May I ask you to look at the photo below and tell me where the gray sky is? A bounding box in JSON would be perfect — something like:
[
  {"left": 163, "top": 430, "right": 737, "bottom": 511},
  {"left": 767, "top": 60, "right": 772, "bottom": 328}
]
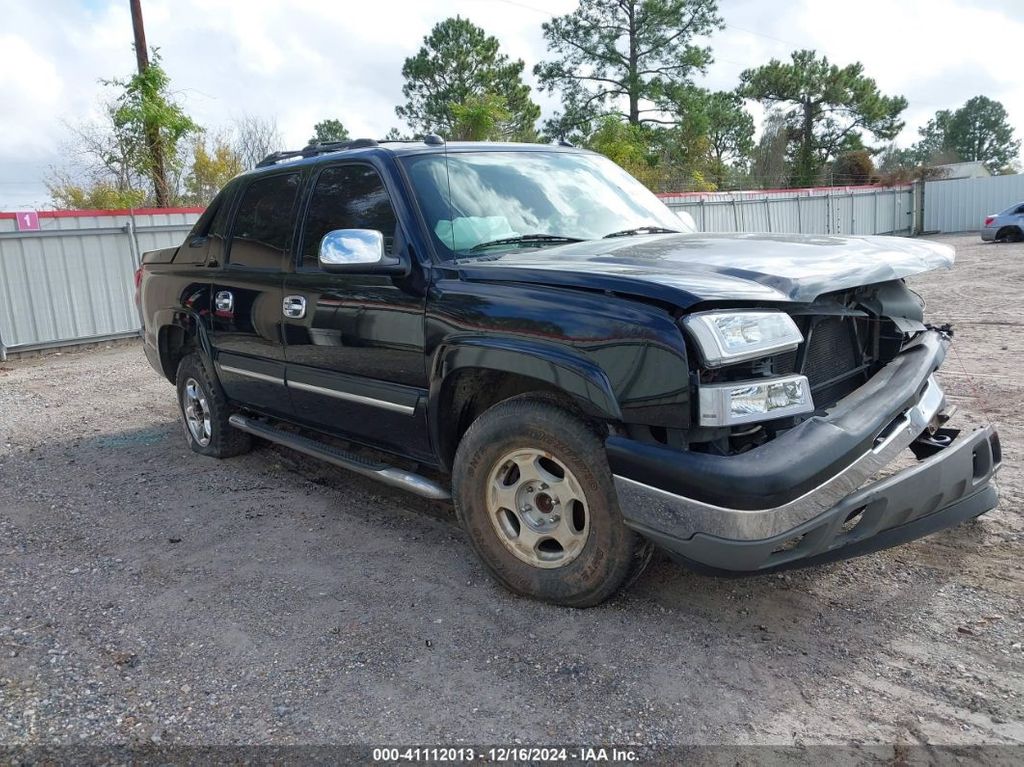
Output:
[{"left": 0, "top": 0, "right": 1021, "bottom": 209}]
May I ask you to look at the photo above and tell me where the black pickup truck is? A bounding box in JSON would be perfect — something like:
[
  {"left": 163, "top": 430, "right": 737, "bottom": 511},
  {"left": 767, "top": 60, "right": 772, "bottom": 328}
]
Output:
[{"left": 137, "top": 138, "right": 1000, "bottom": 606}]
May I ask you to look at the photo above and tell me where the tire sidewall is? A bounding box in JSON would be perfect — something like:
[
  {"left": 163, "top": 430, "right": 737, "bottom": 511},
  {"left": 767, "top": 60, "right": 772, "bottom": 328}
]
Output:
[
  {"left": 175, "top": 352, "right": 243, "bottom": 458},
  {"left": 453, "top": 399, "right": 636, "bottom": 606}
]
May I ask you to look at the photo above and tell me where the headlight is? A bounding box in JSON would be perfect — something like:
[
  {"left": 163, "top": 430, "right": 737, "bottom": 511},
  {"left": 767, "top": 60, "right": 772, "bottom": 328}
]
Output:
[
  {"left": 683, "top": 311, "right": 803, "bottom": 367},
  {"left": 698, "top": 375, "right": 813, "bottom": 426}
]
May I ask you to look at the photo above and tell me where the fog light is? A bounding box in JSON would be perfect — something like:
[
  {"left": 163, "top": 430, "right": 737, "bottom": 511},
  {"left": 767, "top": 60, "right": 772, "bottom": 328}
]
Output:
[{"left": 699, "top": 375, "right": 813, "bottom": 426}]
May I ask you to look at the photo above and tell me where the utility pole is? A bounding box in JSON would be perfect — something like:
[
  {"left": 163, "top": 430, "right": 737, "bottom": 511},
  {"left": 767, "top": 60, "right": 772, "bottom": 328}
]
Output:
[{"left": 129, "top": 0, "right": 169, "bottom": 207}]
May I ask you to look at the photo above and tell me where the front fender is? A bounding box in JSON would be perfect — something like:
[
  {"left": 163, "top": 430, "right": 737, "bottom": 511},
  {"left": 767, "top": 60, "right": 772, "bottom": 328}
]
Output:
[{"left": 433, "top": 336, "right": 622, "bottom": 420}]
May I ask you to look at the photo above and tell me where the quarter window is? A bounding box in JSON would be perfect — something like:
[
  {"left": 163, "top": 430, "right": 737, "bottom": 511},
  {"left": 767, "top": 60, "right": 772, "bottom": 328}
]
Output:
[
  {"left": 228, "top": 173, "right": 301, "bottom": 270},
  {"left": 300, "top": 165, "right": 398, "bottom": 270},
  {"left": 209, "top": 187, "right": 233, "bottom": 239}
]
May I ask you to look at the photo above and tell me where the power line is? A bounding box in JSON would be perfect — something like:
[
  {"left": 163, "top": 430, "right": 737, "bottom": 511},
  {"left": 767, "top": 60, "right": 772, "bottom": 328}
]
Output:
[{"left": 721, "top": 22, "right": 802, "bottom": 49}]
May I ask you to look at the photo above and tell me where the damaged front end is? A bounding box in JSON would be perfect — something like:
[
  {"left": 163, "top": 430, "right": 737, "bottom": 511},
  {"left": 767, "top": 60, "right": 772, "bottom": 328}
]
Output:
[{"left": 605, "top": 279, "right": 1001, "bottom": 573}]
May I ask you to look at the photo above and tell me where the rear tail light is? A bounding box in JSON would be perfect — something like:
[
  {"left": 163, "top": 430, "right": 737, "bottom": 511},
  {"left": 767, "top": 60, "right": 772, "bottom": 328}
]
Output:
[
  {"left": 134, "top": 266, "right": 143, "bottom": 305},
  {"left": 984, "top": 216, "right": 996, "bottom": 226}
]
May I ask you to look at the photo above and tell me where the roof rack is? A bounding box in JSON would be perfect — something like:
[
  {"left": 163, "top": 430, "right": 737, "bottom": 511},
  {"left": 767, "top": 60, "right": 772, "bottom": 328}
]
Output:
[{"left": 255, "top": 138, "right": 380, "bottom": 168}]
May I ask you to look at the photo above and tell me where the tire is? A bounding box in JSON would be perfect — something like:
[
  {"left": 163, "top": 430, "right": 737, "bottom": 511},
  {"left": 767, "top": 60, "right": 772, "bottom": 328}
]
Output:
[
  {"left": 452, "top": 395, "right": 653, "bottom": 607},
  {"left": 175, "top": 352, "right": 252, "bottom": 458}
]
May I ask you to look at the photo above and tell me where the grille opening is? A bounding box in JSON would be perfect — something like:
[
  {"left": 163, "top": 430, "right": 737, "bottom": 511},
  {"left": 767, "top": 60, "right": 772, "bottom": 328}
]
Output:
[
  {"left": 972, "top": 447, "right": 991, "bottom": 480},
  {"left": 804, "top": 318, "right": 861, "bottom": 387},
  {"left": 874, "top": 415, "right": 905, "bottom": 447},
  {"left": 707, "top": 314, "right": 880, "bottom": 410},
  {"left": 841, "top": 507, "right": 866, "bottom": 534}
]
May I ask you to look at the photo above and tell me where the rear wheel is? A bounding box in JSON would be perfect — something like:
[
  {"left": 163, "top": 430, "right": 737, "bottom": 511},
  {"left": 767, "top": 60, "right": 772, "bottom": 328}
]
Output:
[
  {"left": 452, "top": 396, "right": 652, "bottom": 607},
  {"left": 175, "top": 352, "right": 252, "bottom": 458}
]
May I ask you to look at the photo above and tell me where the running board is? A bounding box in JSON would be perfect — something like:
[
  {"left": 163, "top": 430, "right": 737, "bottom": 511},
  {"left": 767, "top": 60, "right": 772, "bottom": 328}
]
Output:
[{"left": 227, "top": 414, "right": 451, "bottom": 501}]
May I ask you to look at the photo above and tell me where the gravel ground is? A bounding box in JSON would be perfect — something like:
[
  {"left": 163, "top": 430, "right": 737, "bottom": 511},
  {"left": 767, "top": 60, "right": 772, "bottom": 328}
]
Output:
[{"left": 0, "top": 234, "right": 1021, "bottom": 747}]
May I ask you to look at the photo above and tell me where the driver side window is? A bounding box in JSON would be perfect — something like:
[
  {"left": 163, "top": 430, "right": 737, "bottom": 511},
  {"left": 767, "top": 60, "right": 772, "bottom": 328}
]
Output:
[{"left": 299, "top": 164, "right": 399, "bottom": 270}]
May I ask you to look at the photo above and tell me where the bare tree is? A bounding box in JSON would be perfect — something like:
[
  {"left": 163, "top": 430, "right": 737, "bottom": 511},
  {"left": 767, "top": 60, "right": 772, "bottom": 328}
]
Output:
[
  {"left": 46, "top": 104, "right": 152, "bottom": 208},
  {"left": 231, "top": 114, "right": 283, "bottom": 169}
]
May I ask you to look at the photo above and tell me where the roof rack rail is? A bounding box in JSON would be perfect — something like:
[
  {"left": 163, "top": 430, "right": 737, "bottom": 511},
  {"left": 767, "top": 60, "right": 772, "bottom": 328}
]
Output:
[{"left": 255, "top": 138, "right": 380, "bottom": 168}]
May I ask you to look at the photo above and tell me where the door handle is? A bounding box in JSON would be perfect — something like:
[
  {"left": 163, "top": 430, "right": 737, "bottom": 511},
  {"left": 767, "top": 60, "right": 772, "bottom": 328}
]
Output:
[
  {"left": 214, "top": 290, "right": 233, "bottom": 313},
  {"left": 283, "top": 295, "right": 307, "bottom": 319}
]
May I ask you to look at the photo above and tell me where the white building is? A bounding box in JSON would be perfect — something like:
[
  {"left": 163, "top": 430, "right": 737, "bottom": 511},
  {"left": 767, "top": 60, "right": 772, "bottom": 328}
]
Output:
[{"left": 931, "top": 161, "right": 991, "bottom": 180}]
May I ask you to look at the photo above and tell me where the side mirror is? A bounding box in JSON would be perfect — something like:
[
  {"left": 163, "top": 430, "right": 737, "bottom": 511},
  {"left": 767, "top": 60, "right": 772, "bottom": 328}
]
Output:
[{"left": 318, "top": 229, "right": 407, "bottom": 275}]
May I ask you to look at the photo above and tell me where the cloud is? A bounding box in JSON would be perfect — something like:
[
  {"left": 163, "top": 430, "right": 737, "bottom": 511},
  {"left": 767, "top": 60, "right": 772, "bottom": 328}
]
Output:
[{"left": 0, "top": 0, "right": 1021, "bottom": 209}]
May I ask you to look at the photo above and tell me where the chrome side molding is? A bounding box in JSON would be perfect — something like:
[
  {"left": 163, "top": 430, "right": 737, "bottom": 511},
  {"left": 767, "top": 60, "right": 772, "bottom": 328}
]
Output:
[
  {"left": 287, "top": 379, "right": 415, "bottom": 415},
  {"left": 218, "top": 364, "right": 285, "bottom": 385}
]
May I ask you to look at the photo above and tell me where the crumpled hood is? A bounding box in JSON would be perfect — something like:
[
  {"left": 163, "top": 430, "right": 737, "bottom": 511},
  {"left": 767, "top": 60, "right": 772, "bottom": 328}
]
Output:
[{"left": 455, "top": 232, "right": 955, "bottom": 308}]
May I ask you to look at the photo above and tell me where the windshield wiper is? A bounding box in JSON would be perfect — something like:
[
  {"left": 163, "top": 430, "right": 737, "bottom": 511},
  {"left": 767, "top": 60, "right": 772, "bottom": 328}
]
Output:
[
  {"left": 468, "top": 233, "right": 585, "bottom": 252},
  {"left": 603, "top": 225, "right": 680, "bottom": 238}
]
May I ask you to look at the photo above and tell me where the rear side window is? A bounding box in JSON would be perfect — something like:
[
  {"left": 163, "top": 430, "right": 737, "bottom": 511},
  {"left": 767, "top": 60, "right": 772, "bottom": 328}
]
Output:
[
  {"left": 228, "top": 173, "right": 301, "bottom": 270},
  {"left": 299, "top": 165, "right": 398, "bottom": 270},
  {"left": 186, "top": 198, "right": 218, "bottom": 240},
  {"left": 209, "top": 187, "right": 233, "bottom": 238}
]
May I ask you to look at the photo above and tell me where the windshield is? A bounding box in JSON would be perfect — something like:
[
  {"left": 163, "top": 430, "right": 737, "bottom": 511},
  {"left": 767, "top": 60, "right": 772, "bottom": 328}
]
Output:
[{"left": 401, "top": 150, "right": 692, "bottom": 259}]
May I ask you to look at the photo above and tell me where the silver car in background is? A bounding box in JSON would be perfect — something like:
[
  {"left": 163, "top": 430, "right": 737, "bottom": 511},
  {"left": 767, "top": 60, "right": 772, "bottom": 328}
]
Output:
[{"left": 981, "top": 201, "right": 1024, "bottom": 242}]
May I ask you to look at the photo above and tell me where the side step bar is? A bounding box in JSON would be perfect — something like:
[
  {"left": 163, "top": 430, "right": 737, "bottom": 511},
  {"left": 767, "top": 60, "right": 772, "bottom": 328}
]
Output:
[{"left": 228, "top": 414, "right": 451, "bottom": 501}]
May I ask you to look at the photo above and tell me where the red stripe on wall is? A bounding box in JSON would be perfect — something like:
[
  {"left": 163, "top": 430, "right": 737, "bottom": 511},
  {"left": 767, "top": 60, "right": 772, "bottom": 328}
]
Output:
[{"left": 0, "top": 207, "right": 206, "bottom": 220}]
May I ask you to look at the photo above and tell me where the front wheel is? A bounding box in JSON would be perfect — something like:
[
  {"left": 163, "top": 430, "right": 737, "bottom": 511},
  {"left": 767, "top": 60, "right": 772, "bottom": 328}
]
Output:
[{"left": 452, "top": 396, "right": 652, "bottom": 607}]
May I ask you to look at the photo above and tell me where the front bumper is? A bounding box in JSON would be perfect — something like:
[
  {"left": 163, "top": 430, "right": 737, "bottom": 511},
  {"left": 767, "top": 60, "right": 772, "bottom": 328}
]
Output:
[{"left": 608, "top": 334, "right": 1001, "bottom": 573}]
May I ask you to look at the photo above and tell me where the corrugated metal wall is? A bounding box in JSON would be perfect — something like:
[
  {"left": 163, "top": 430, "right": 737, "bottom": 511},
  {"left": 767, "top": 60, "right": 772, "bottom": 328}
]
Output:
[
  {"left": 4, "top": 176, "right": 1008, "bottom": 356},
  {"left": 661, "top": 185, "right": 915, "bottom": 236},
  {"left": 923, "top": 173, "right": 1024, "bottom": 233},
  {"left": 0, "top": 209, "right": 201, "bottom": 356}
]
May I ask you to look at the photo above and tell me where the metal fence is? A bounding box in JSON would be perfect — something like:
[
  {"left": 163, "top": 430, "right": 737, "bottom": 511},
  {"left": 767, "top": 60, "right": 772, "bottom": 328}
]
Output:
[
  {"left": 2, "top": 174, "right": 1017, "bottom": 357},
  {"left": 923, "top": 173, "right": 1024, "bottom": 233},
  {"left": 0, "top": 209, "right": 201, "bottom": 358},
  {"left": 660, "top": 185, "right": 916, "bottom": 236}
]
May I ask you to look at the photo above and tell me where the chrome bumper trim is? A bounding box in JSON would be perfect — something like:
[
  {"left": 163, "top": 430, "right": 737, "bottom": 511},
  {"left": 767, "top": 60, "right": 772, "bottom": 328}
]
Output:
[{"left": 613, "top": 374, "right": 947, "bottom": 541}]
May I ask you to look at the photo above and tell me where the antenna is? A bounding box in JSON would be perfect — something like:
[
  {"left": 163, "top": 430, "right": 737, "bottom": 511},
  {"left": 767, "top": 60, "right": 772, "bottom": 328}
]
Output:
[{"left": 435, "top": 134, "right": 455, "bottom": 253}]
